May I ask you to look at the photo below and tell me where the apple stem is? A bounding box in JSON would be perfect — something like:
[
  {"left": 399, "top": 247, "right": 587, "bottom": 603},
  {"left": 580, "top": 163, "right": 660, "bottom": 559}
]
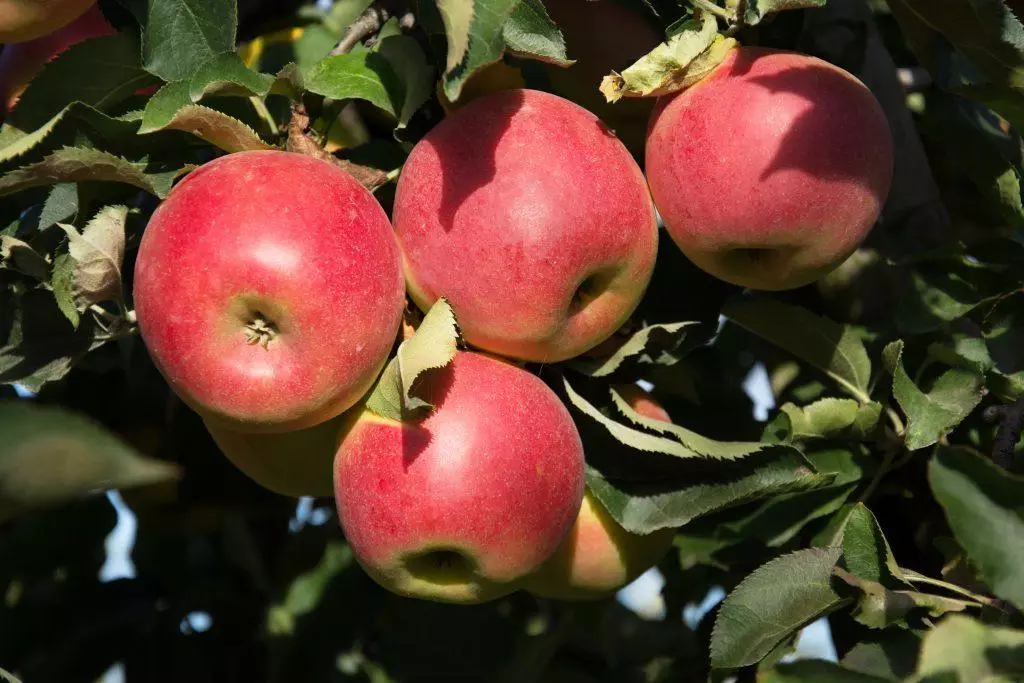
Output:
[{"left": 329, "top": 0, "right": 414, "bottom": 57}]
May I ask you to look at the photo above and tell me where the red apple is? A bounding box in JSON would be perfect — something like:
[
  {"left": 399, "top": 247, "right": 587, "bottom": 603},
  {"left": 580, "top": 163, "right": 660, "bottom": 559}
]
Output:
[
  {"left": 393, "top": 89, "right": 658, "bottom": 363},
  {"left": 333, "top": 352, "right": 586, "bottom": 603},
  {"left": 204, "top": 412, "right": 349, "bottom": 498},
  {"left": 134, "top": 150, "right": 405, "bottom": 433},
  {"left": 646, "top": 47, "right": 893, "bottom": 291},
  {"left": 0, "top": 3, "right": 113, "bottom": 115},
  {"left": 0, "top": 0, "right": 97, "bottom": 43},
  {"left": 524, "top": 385, "right": 676, "bottom": 600}
]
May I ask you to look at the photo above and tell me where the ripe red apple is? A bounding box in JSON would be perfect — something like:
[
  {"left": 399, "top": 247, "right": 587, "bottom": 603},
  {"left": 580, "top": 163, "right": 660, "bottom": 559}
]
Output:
[
  {"left": 134, "top": 150, "right": 405, "bottom": 433},
  {"left": 0, "top": 3, "right": 112, "bottom": 115},
  {"left": 646, "top": 47, "right": 894, "bottom": 291},
  {"left": 333, "top": 352, "right": 586, "bottom": 603},
  {"left": 524, "top": 385, "right": 676, "bottom": 600},
  {"left": 0, "top": 0, "right": 97, "bottom": 43},
  {"left": 204, "top": 412, "right": 349, "bottom": 498},
  {"left": 393, "top": 89, "right": 658, "bottom": 363}
]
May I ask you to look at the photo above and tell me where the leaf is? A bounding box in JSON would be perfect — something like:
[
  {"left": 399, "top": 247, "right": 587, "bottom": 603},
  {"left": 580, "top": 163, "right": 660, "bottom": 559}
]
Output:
[
  {"left": 58, "top": 205, "right": 128, "bottom": 310},
  {"left": 188, "top": 52, "right": 275, "bottom": 101},
  {"left": 834, "top": 568, "right": 977, "bottom": 629},
  {"left": 883, "top": 341, "right": 985, "bottom": 451},
  {"left": 841, "top": 504, "right": 906, "bottom": 587},
  {"left": 266, "top": 541, "right": 354, "bottom": 636},
  {"left": 0, "top": 147, "right": 179, "bottom": 198},
  {"left": 0, "top": 667, "right": 21, "bottom": 683},
  {"left": 51, "top": 253, "right": 79, "bottom": 328},
  {"left": 375, "top": 35, "right": 435, "bottom": 126},
  {"left": 744, "top": 0, "right": 827, "bottom": 26},
  {"left": 0, "top": 236, "right": 49, "bottom": 280},
  {"left": 139, "top": 81, "right": 192, "bottom": 132},
  {"left": 140, "top": 103, "right": 273, "bottom": 152},
  {"left": 772, "top": 399, "right": 882, "bottom": 443},
  {"left": 502, "top": 0, "right": 572, "bottom": 66},
  {"left": 8, "top": 32, "right": 157, "bottom": 133},
  {"left": 305, "top": 52, "right": 405, "bottom": 118},
  {"left": 710, "top": 547, "right": 847, "bottom": 669},
  {"left": 929, "top": 446, "right": 1024, "bottom": 610},
  {"left": 0, "top": 401, "right": 180, "bottom": 522},
  {"left": 910, "top": 615, "right": 1024, "bottom": 683},
  {"left": 0, "top": 102, "right": 142, "bottom": 170},
  {"left": 365, "top": 298, "right": 461, "bottom": 421},
  {"left": 724, "top": 295, "right": 873, "bottom": 403},
  {"left": 600, "top": 12, "right": 736, "bottom": 102},
  {"left": 760, "top": 660, "right": 891, "bottom": 683},
  {"left": 133, "top": 0, "right": 238, "bottom": 81},
  {"left": 571, "top": 322, "right": 703, "bottom": 378},
  {"left": 842, "top": 630, "right": 923, "bottom": 680},
  {"left": 440, "top": 0, "right": 520, "bottom": 101},
  {"left": 897, "top": 255, "right": 1018, "bottom": 334},
  {"left": 38, "top": 183, "right": 79, "bottom": 229}
]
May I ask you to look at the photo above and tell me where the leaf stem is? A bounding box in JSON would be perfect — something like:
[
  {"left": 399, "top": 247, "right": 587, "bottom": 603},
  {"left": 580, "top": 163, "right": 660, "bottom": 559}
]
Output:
[
  {"left": 249, "top": 96, "right": 280, "bottom": 138},
  {"left": 691, "top": 0, "right": 734, "bottom": 22}
]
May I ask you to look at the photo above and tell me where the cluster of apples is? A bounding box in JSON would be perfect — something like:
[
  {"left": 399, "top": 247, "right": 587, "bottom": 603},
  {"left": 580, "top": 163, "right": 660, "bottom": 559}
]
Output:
[{"left": 125, "top": 27, "right": 891, "bottom": 601}]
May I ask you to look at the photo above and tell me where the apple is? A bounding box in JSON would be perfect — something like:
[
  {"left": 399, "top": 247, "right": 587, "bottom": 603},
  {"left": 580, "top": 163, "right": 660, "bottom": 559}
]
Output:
[
  {"left": 645, "top": 47, "right": 894, "bottom": 291},
  {"left": 523, "top": 384, "right": 676, "bottom": 600},
  {"left": 543, "top": 0, "right": 663, "bottom": 157},
  {"left": 0, "top": 0, "right": 97, "bottom": 43},
  {"left": 333, "top": 351, "right": 586, "bottom": 604},
  {"left": 134, "top": 150, "right": 405, "bottom": 433},
  {"left": 204, "top": 412, "right": 348, "bottom": 498},
  {"left": 393, "top": 89, "right": 658, "bottom": 363},
  {"left": 0, "top": 2, "right": 113, "bottom": 115}
]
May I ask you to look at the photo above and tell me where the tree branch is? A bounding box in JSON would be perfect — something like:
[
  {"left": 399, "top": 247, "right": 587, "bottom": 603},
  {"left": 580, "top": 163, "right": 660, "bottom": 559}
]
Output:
[
  {"left": 285, "top": 102, "right": 389, "bottom": 191},
  {"left": 330, "top": 0, "right": 413, "bottom": 56}
]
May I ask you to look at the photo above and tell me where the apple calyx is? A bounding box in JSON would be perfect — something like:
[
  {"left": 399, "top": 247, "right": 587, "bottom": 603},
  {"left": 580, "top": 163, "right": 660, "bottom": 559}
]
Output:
[{"left": 244, "top": 314, "right": 278, "bottom": 349}]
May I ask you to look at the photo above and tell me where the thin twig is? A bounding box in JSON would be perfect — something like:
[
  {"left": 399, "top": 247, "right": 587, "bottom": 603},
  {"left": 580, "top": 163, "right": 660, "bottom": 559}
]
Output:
[{"left": 329, "top": 0, "right": 411, "bottom": 56}]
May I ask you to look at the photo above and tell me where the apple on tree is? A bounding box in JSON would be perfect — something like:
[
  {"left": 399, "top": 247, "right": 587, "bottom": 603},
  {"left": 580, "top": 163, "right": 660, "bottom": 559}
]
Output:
[
  {"left": 333, "top": 351, "right": 586, "bottom": 604},
  {"left": 393, "top": 88, "right": 659, "bottom": 363},
  {"left": 524, "top": 385, "right": 676, "bottom": 601},
  {"left": 133, "top": 150, "right": 406, "bottom": 434},
  {"left": 0, "top": 2, "right": 113, "bottom": 115},
  {"left": 646, "top": 47, "right": 894, "bottom": 291}
]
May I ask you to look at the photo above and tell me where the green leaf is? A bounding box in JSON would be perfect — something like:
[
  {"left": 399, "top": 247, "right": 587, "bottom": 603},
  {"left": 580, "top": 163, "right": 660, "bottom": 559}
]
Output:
[
  {"left": 141, "top": 103, "right": 273, "bottom": 153},
  {"left": 929, "top": 446, "right": 1024, "bottom": 610},
  {"left": 375, "top": 35, "right": 435, "bottom": 126},
  {"left": 502, "top": 0, "right": 571, "bottom": 66},
  {"left": 710, "top": 547, "right": 847, "bottom": 669},
  {"left": 266, "top": 541, "right": 354, "bottom": 636},
  {"left": 841, "top": 504, "right": 905, "bottom": 587},
  {"left": 305, "top": 52, "right": 405, "bottom": 118},
  {"left": 724, "top": 295, "right": 873, "bottom": 403},
  {"left": 51, "top": 253, "right": 80, "bottom": 328},
  {"left": 771, "top": 399, "right": 882, "bottom": 443},
  {"left": 188, "top": 52, "right": 275, "bottom": 101},
  {"left": 365, "top": 298, "right": 461, "bottom": 421},
  {"left": 842, "top": 630, "right": 923, "bottom": 679},
  {"left": 0, "top": 236, "right": 49, "bottom": 280},
  {"left": 39, "top": 183, "right": 79, "bottom": 229},
  {"left": 571, "top": 322, "right": 703, "bottom": 378},
  {"left": 0, "top": 401, "right": 180, "bottom": 522},
  {"left": 600, "top": 12, "right": 735, "bottom": 102},
  {"left": 132, "top": 0, "right": 238, "bottom": 81},
  {"left": 910, "top": 615, "right": 1024, "bottom": 683},
  {"left": 0, "top": 102, "right": 142, "bottom": 169},
  {"left": 760, "top": 660, "right": 891, "bottom": 683},
  {"left": 744, "top": 0, "right": 827, "bottom": 26},
  {"left": 883, "top": 341, "right": 985, "bottom": 451},
  {"left": 7, "top": 32, "right": 156, "bottom": 133},
  {"left": 835, "top": 568, "right": 977, "bottom": 629},
  {"left": 439, "top": 0, "right": 520, "bottom": 101},
  {"left": 0, "top": 147, "right": 180, "bottom": 198},
  {"left": 139, "top": 81, "right": 192, "bottom": 132},
  {"left": 897, "top": 255, "right": 1017, "bottom": 334},
  {"left": 57, "top": 205, "right": 128, "bottom": 311}
]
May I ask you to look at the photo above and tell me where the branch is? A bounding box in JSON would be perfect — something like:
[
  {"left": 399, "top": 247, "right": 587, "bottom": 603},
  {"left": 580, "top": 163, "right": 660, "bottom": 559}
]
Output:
[
  {"left": 285, "top": 102, "right": 389, "bottom": 191},
  {"left": 329, "top": 0, "right": 413, "bottom": 56}
]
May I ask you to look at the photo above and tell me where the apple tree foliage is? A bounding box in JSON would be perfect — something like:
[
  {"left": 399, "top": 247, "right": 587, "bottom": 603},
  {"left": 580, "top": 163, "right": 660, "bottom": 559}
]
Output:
[{"left": 1, "top": 0, "right": 1023, "bottom": 680}]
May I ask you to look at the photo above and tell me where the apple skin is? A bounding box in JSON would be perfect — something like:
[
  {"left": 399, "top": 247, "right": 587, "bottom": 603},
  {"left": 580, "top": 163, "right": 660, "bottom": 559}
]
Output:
[
  {"left": 523, "top": 385, "right": 676, "bottom": 600},
  {"left": 0, "top": 0, "right": 97, "bottom": 43},
  {"left": 333, "top": 352, "right": 586, "bottom": 604},
  {"left": 0, "top": 2, "right": 112, "bottom": 114},
  {"left": 645, "top": 47, "right": 894, "bottom": 291},
  {"left": 204, "top": 412, "right": 350, "bottom": 498},
  {"left": 134, "top": 150, "right": 405, "bottom": 433},
  {"left": 393, "top": 89, "right": 658, "bottom": 363}
]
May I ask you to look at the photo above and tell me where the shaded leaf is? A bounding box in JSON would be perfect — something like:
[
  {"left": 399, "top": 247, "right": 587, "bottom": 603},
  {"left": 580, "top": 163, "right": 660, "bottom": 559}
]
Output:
[
  {"left": 929, "top": 446, "right": 1024, "bottom": 610},
  {"left": 725, "top": 295, "right": 873, "bottom": 402},
  {"left": 440, "top": 0, "right": 520, "bottom": 101},
  {"left": 771, "top": 399, "right": 882, "bottom": 443},
  {"left": 571, "top": 322, "right": 703, "bottom": 378},
  {"left": 710, "top": 547, "right": 847, "bottom": 669},
  {"left": 0, "top": 401, "right": 180, "bottom": 522},
  {"left": 744, "top": 0, "right": 827, "bottom": 26},
  {"left": 188, "top": 51, "right": 274, "bottom": 101},
  {"left": 38, "top": 183, "right": 79, "bottom": 229},
  {"left": 375, "top": 35, "right": 435, "bottom": 126},
  {"left": 366, "top": 298, "right": 460, "bottom": 421},
  {"left": 0, "top": 236, "right": 49, "bottom": 280},
  {"left": 305, "top": 52, "right": 405, "bottom": 118},
  {"left": 140, "top": 103, "right": 272, "bottom": 152},
  {"left": 883, "top": 341, "right": 985, "bottom": 450},
  {"left": 842, "top": 630, "right": 923, "bottom": 679},
  {"left": 835, "top": 568, "right": 976, "bottom": 629},
  {"left": 760, "top": 659, "right": 890, "bottom": 683},
  {"left": 842, "top": 503, "right": 906, "bottom": 587},
  {"left": 51, "top": 253, "right": 79, "bottom": 328},
  {"left": 0, "top": 147, "right": 180, "bottom": 198},
  {"left": 911, "top": 614, "right": 1024, "bottom": 683},
  {"left": 266, "top": 541, "right": 354, "bottom": 636}
]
